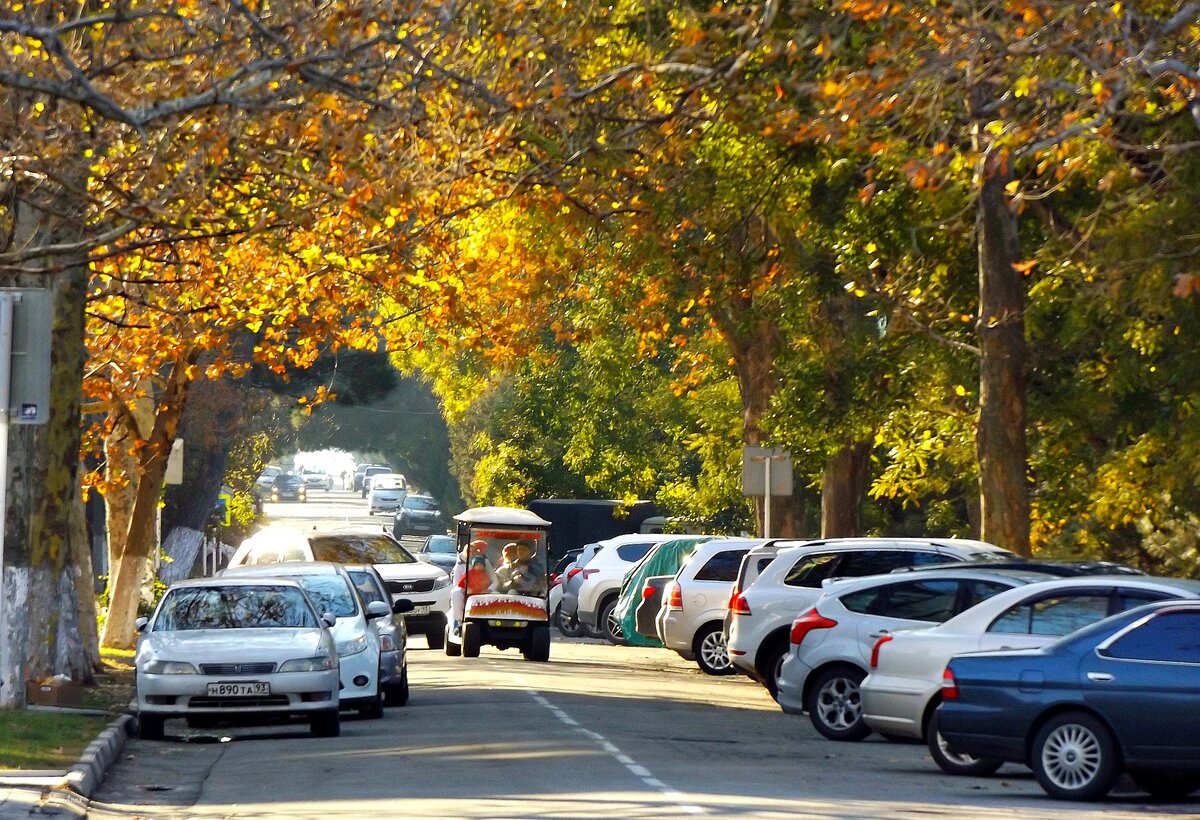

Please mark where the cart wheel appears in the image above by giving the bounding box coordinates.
[444,624,461,657]
[524,625,551,662]
[462,622,482,658]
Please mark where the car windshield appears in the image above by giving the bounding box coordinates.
[346,570,387,606]
[405,496,438,511]
[425,535,456,554]
[309,534,416,564]
[154,585,318,630]
[293,575,358,617]
[273,475,302,488]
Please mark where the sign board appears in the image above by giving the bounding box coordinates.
[1,289,51,425]
[164,438,184,484]
[214,491,232,527]
[741,446,794,497]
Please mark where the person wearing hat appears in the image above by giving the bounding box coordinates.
[495,541,545,596]
[451,539,493,632]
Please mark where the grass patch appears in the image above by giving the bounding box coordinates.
[0,711,109,770]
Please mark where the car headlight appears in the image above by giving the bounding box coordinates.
[279,655,335,672]
[336,634,368,656]
[432,574,451,590]
[378,633,396,652]
[143,660,197,675]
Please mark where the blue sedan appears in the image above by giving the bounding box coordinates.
[936,600,1200,801]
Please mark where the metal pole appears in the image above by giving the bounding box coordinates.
[763,455,772,539]
[0,294,15,700]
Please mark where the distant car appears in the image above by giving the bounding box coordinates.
[413,534,458,574]
[392,494,443,537]
[255,465,282,491]
[359,466,395,497]
[860,575,1200,775]
[134,577,341,740]
[268,474,307,503]
[367,473,408,513]
[300,469,334,491]
[222,562,387,718]
[937,600,1200,801]
[343,564,412,706]
[227,527,452,649]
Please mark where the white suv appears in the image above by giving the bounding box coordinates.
[775,567,1049,741]
[658,538,763,675]
[575,534,677,640]
[726,538,1011,698]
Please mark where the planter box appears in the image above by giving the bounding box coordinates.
[26,678,84,707]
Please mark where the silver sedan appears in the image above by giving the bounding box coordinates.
[134,577,341,740]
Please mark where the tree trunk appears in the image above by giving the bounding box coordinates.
[821,441,870,537]
[100,358,194,649]
[975,152,1031,555]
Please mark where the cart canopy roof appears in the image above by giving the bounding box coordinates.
[454,506,552,528]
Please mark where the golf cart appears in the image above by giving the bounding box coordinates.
[444,506,552,662]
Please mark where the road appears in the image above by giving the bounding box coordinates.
[85,492,1199,818]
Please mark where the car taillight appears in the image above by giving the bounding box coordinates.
[730,593,751,616]
[870,634,893,668]
[667,581,682,609]
[727,584,741,610]
[941,667,959,700]
[641,583,656,600]
[789,608,838,646]
[567,568,582,580]
[551,576,563,589]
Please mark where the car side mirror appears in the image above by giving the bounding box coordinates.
[365,601,390,620]
[392,598,415,615]
[135,617,149,633]
[321,612,337,628]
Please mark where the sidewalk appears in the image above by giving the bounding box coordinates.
[0,713,132,817]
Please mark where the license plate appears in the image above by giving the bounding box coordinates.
[408,605,431,615]
[206,681,269,697]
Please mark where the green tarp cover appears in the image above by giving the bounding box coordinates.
[614,536,713,647]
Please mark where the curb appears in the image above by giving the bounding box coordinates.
[66,713,133,798]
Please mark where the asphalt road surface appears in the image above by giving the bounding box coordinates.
[86,493,1200,818]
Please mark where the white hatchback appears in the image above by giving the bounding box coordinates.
[574,534,678,640]
[726,538,1012,698]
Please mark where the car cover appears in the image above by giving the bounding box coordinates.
[614,536,713,647]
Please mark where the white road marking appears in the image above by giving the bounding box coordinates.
[529,691,706,815]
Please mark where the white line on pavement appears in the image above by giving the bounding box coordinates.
[528,691,706,816]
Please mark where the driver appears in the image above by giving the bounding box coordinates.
[495,542,545,596]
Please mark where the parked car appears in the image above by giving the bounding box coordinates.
[344,563,412,706]
[549,549,584,637]
[656,538,763,675]
[413,534,458,574]
[726,538,1013,698]
[228,527,452,649]
[570,533,677,641]
[860,575,1200,775]
[613,536,711,646]
[134,577,341,740]
[222,562,387,718]
[558,541,606,636]
[367,473,408,513]
[300,468,334,491]
[937,600,1200,801]
[392,494,443,537]
[634,575,674,642]
[775,567,1055,741]
[267,473,307,503]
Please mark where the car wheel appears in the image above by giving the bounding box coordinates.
[523,625,551,662]
[806,665,871,742]
[598,598,623,644]
[310,709,340,738]
[692,624,736,676]
[444,624,461,657]
[554,605,584,638]
[757,640,789,700]
[359,691,384,720]
[1131,771,1200,800]
[462,622,482,658]
[425,628,444,650]
[1031,711,1120,801]
[138,713,165,741]
[925,710,1003,775]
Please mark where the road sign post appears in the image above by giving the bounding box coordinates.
[742,446,793,538]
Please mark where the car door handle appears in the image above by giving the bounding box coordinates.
[1087,672,1114,682]
[869,629,890,639]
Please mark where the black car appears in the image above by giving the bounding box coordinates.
[268,474,307,503]
[392,495,444,538]
[414,534,458,573]
[938,599,1200,801]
